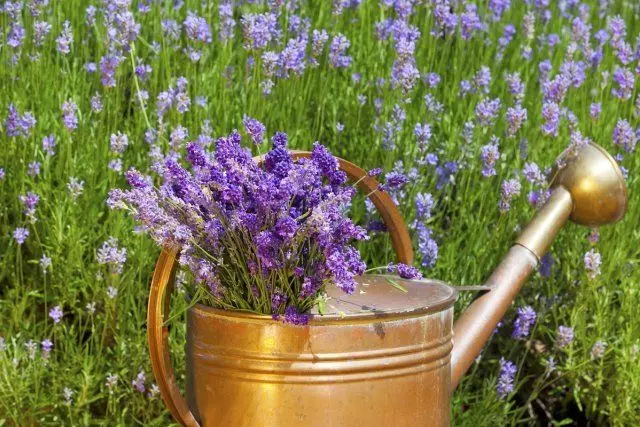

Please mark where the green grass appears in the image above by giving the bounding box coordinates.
[1,0,640,425]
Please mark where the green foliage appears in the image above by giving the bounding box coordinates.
[1,0,639,425]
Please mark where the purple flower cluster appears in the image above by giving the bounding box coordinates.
[584,248,602,279]
[157,77,191,116]
[109,131,368,322]
[241,12,280,50]
[387,263,423,280]
[475,98,501,127]
[480,138,500,177]
[497,358,517,399]
[4,104,36,138]
[61,99,78,131]
[97,237,127,275]
[612,119,637,152]
[49,305,63,324]
[499,178,521,213]
[13,227,29,245]
[329,34,352,68]
[512,305,537,340]
[556,325,574,348]
[243,116,266,145]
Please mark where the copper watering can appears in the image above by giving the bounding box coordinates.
[147,143,627,426]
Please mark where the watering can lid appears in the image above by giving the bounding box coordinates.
[310,275,457,320]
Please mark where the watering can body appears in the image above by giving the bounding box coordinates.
[148,144,627,427]
[185,276,455,427]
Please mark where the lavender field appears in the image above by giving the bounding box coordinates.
[1,0,640,425]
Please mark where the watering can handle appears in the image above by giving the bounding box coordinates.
[148,151,413,426]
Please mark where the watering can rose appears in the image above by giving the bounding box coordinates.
[108,131,375,322]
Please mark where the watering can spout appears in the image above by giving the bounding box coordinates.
[450,143,628,389]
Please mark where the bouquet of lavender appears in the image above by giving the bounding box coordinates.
[108,130,369,324]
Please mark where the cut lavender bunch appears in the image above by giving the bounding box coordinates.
[109,131,369,323]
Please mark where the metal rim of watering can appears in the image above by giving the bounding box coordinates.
[147,151,414,426]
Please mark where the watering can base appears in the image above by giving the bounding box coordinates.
[185,275,456,427]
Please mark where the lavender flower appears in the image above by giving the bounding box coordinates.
[329,34,352,68]
[97,237,127,275]
[27,161,41,178]
[63,388,74,405]
[40,254,52,273]
[282,306,310,325]
[499,178,521,213]
[497,358,517,399]
[91,93,103,113]
[4,104,36,138]
[56,20,73,55]
[415,193,434,220]
[100,55,122,88]
[110,132,129,154]
[612,68,634,100]
[556,325,574,348]
[506,104,527,137]
[417,223,438,268]
[67,177,85,200]
[523,162,544,185]
[460,4,484,40]
[184,12,212,43]
[219,2,235,43]
[539,253,554,277]
[243,116,266,145]
[425,72,441,88]
[107,286,118,299]
[389,263,423,280]
[61,99,78,131]
[474,66,491,93]
[280,37,308,76]
[541,102,560,137]
[475,98,501,127]
[590,103,601,120]
[612,119,637,152]
[33,21,52,46]
[19,191,40,217]
[109,159,123,173]
[591,340,607,359]
[49,305,63,324]
[241,12,279,50]
[512,306,537,340]
[7,24,26,49]
[132,371,146,393]
[480,139,500,177]
[106,373,118,393]
[42,134,56,156]
[13,227,29,245]
[584,248,602,279]
[41,339,53,359]
[414,123,431,148]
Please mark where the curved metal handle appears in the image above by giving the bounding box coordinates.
[148,247,200,426]
[147,151,412,426]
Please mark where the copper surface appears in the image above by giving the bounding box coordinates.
[187,298,454,426]
[515,187,573,260]
[310,275,456,320]
[450,245,538,388]
[549,142,627,226]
